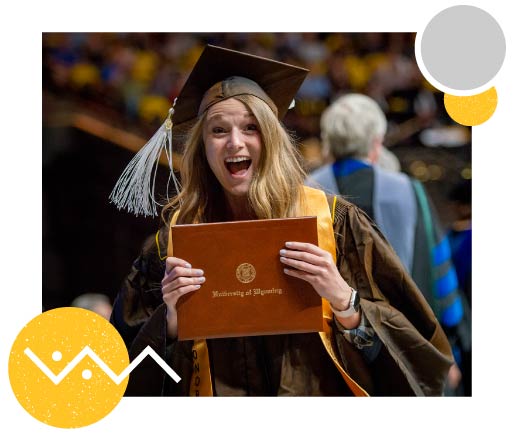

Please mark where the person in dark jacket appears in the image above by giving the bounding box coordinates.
[110,46,453,396]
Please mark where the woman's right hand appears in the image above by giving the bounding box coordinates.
[162,257,205,338]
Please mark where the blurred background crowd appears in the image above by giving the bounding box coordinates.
[42,32,471,320]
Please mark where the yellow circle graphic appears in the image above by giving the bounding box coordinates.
[236,263,256,283]
[8,307,129,428]
[444,87,498,126]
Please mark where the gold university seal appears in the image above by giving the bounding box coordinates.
[236,263,256,284]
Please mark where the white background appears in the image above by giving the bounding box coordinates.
[0,0,512,431]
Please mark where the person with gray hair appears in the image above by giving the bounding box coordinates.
[319,94,401,171]
[71,293,113,320]
[320,93,387,163]
[309,94,415,268]
[319,93,402,171]
[308,93,471,395]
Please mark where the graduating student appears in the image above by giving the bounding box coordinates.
[110,45,453,396]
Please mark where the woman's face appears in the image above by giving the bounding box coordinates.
[203,98,262,199]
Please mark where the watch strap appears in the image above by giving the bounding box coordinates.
[330,288,359,318]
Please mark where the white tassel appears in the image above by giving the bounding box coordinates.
[110,102,181,217]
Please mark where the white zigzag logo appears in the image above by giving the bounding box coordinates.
[24,346,181,385]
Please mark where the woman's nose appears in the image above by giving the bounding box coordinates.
[227,128,244,149]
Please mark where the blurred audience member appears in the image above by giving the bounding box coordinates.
[448,179,472,306]
[377,146,401,172]
[71,293,113,320]
[446,179,472,396]
[42,33,450,142]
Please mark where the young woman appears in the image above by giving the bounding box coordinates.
[110,45,453,396]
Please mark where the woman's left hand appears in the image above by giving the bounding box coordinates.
[279,241,353,313]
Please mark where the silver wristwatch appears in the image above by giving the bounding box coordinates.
[330,288,361,318]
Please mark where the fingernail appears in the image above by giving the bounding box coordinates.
[283,268,290,274]
[279,249,287,256]
[194,285,201,289]
[184,262,192,268]
[198,277,206,283]
[285,242,292,247]
[194,269,204,276]
[280,256,287,262]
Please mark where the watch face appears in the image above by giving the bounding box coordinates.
[352,290,360,309]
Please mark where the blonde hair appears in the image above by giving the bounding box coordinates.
[320,93,387,160]
[164,95,306,224]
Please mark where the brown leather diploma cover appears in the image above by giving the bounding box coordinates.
[172,217,323,340]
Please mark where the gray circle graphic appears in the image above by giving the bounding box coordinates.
[420,5,505,90]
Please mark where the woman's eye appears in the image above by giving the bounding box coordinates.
[245,124,259,132]
[212,127,225,134]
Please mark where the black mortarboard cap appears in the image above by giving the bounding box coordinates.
[172,44,309,125]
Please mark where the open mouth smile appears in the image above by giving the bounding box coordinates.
[224,156,252,177]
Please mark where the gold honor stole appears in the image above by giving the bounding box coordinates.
[166,186,368,396]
